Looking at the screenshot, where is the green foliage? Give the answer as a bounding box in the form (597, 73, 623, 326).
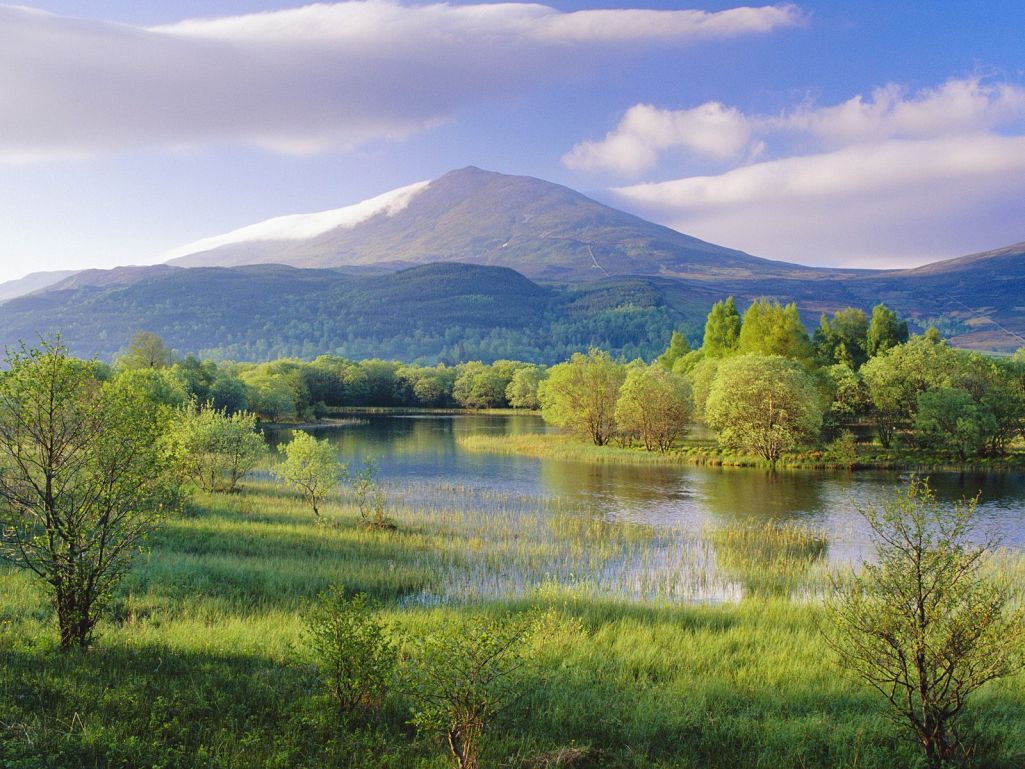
(705, 355, 824, 466)
(539, 349, 626, 446)
(0, 341, 172, 648)
(821, 363, 870, 437)
(615, 362, 693, 452)
(117, 331, 176, 370)
(825, 479, 1025, 768)
(860, 335, 958, 448)
(346, 459, 394, 531)
(453, 361, 518, 409)
(814, 308, 869, 368)
(915, 387, 996, 460)
(274, 431, 340, 516)
(823, 430, 859, 470)
(738, 299, 814, 362)
(405, 612, 536, 769)
(866, 304, 909, 358)
(505, 366, 545, 410)
(305, 586, 397, 713)
(657, 330, 692, 370)
(165, 401, 265, 493)
(702, 296, 741, 358)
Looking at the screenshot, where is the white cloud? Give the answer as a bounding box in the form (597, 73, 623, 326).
(162, 179, 431, 260)
(779, 78, 1025, 146)
(0, 2, 802, 163)
(613, 134, 1025, 266)
(578, 77, 1025, 266)
(562, 103, 756, 174)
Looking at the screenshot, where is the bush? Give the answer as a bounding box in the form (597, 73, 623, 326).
(347, 459, 395, 530)
(825, 479, 1025, 768)
(305, 586, 396, 714)
(274, 431, 340, 516)
(405, 612, 536, 769)
(164, 401, 265, 493)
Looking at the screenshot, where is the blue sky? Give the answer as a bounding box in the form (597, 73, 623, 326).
(1, 1, 1024, 282)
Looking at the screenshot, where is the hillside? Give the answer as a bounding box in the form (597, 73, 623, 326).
(3, 168, 1023, 360)
(0, 263, 681, 362)
(167, 166, 833, 282)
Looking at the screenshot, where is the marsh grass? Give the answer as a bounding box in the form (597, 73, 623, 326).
(1, 478, 1024, 768)
(459, 432, 1025, 472)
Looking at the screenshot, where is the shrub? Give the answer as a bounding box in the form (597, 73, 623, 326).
(405, 612, 535, 769)
(825, 479, 1025, 768)
(305, 586, 396, 714)
(274, 431, 340, 516)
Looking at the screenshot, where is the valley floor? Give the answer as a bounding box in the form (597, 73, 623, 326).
(3, 481, 1025, 768)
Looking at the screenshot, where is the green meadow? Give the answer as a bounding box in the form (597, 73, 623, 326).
(3, 478, 1025, 769)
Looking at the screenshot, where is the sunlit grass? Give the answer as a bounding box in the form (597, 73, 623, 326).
(1, 478, 1025, 768)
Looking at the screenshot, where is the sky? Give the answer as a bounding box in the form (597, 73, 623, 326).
(1, 1, 1024, 283)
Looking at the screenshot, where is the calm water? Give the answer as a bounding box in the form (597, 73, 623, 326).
(269, 413, 1025, 602)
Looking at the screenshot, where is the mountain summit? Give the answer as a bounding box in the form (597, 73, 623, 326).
(166, 166, 820, 281)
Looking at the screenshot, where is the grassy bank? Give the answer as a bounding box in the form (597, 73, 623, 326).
(458, 432, 1025, 472)
(2, 481, 1025, 768)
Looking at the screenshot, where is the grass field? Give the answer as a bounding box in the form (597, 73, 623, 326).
(2, 480, 1025, 768)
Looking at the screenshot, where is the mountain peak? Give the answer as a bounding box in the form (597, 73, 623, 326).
(164, 166, 782, 280)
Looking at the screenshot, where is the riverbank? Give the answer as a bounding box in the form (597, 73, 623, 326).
(457, 432, 1025, 472)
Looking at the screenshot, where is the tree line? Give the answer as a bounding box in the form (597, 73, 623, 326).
(538, 298, 1025, 465)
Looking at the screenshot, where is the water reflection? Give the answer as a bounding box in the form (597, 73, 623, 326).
(269, 414, 1025, 603)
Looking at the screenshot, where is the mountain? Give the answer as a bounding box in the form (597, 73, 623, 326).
(166, 166, 844, 282)
(0, 269, 80, 302)
(2, 167, 1022, 361)
(0, 262, 683, 363)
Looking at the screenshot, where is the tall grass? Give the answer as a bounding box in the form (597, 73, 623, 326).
(1, 477, 1024, 768)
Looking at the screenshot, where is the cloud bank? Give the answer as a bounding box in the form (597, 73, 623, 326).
(572, 78, 1025, 266)
(0, 2, 802, 162)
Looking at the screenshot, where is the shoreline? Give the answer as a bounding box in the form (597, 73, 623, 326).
(457, 432, 1025, 474)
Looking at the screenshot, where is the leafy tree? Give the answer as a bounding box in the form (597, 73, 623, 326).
(208, 371, 250, 414)
(118, 331, 176, 370)
(114, 367, 189, 409)
(405, 612, 535, 769)
(737, 299, 814, 362)
(705, 354, 823, 467)
(505, 365, 544, 410)
(866, 303, 909, 358)
(453, 362, 510, 409)
(860, 336, 957, 448)
(164, 402, 265, 493)
(950, 353, 1025, 454)
(815, 308, 869, 368)
(240, 365, 301, 421)
(915, 388, 996, 460)
(173, 355, 218, 402)
(682, 354, 720, 420)
(275, 431, 340, 516)
(539, 349, 625, 446)
(305, 586, 396, 713)
(657, 330, 692, 370)
(0, 341, 172, 648)
(702, 296, 742, 358)
(821, 363, 870, 438)
(615, 362, 693, 451)
(825, 480, 1025, 768)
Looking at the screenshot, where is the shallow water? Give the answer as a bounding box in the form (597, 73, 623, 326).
(268, 413, 1025, 603)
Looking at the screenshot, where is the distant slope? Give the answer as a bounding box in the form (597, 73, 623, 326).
(167, 166, 836, 282)
(2, 243, 1023, 362)
(0, 263, 681, 363)
(0, 269, 79, 302)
